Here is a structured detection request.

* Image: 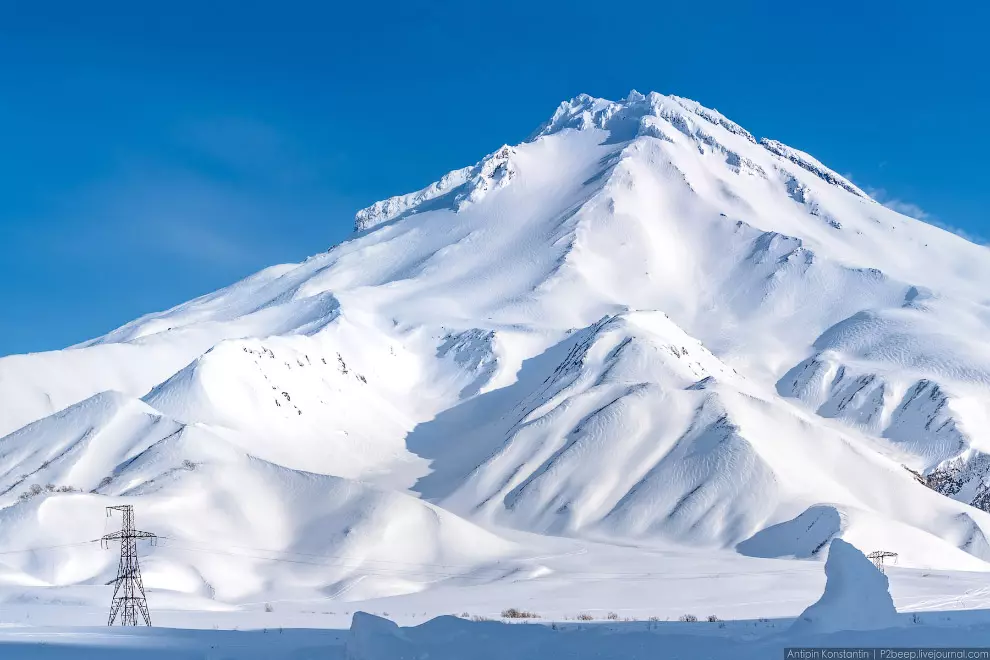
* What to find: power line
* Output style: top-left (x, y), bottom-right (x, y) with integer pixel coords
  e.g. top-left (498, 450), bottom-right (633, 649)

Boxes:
top-left (156, 536), bottom-right (501, 569)
top-left (156, 539), bottom-right (807, 582)
top-left (157, 541), bottom-right (511, 581)
top-left (0, 540), bottom-right (100, 555)
top-left (0, 536), bottom-right (812, 583)
top-left (161, 537), bottom-right (806, 578)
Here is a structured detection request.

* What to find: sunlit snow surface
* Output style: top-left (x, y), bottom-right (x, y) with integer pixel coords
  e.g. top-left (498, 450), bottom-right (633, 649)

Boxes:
top-left (3, 91), bottom-right (990, 655)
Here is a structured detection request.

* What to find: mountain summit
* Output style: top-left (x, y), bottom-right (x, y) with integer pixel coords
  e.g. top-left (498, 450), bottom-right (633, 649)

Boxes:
top-left (3, 91), bottom-right (990, 601)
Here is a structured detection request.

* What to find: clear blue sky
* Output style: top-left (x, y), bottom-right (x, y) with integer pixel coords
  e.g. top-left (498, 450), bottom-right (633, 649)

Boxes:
top-left (1, 0), bottom-right (986, 355)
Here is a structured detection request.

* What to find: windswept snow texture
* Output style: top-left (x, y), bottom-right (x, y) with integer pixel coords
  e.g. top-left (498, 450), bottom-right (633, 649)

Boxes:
top-left (4, 90), bottom-right (990, 610)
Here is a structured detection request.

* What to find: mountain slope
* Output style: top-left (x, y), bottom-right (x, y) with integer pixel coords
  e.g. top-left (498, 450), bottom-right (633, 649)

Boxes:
top-left (0, 392), bottom-right (522, 602)
top-left (3, 90), bottom-right (990, 599)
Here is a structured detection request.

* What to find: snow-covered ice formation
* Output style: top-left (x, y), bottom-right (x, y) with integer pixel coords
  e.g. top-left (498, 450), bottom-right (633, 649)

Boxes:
top-left (791, 538), bottom-right (899, 634)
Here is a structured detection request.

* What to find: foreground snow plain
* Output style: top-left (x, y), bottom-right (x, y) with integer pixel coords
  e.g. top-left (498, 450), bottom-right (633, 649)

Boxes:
top-left (3, 568), bottom-right (990, 659)
top-left (4, 90), bottom-right (990, 656)
top-left (3, 531), bottom-right (990, 657)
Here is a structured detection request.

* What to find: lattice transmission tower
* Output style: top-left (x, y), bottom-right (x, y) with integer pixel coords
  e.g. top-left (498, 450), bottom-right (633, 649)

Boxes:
top-left (102, 505), bottom-right (156, 626)
top-left (866, 550), bottom-right (898, 575)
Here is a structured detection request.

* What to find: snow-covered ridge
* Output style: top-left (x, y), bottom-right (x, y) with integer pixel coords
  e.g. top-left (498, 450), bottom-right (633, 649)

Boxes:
top-left (760, 138), bottom-right (868, 198)
top-left (354, 145), bottom-right (516, 231)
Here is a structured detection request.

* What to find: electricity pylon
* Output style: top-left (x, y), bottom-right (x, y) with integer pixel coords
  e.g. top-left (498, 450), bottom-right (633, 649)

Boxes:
top-left (866, 550), bottom-right (898, 575)
top-left (102, 505), bottom-right (156, 626)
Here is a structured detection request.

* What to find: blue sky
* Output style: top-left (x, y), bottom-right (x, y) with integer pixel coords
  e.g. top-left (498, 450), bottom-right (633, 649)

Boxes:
top-left (1, 0), bottom-right (986, 355)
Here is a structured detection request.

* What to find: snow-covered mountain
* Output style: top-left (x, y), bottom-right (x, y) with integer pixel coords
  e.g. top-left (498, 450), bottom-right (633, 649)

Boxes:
top-left (4, 90), bottom-right (990, 603)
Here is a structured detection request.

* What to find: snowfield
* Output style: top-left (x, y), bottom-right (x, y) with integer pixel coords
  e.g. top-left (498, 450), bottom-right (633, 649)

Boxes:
top-left (3, 90), bottom-right (990, 656)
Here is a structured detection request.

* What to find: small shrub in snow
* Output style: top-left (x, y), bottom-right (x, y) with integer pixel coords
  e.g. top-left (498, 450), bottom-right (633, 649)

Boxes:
top-left (576, 613), bottom-right (594, 621)
top-left (182, 460), bottom-right (196, 470)
top-left (501, 607), bottom-right (539, 619)
top-left (19, 484), bottom-right (46, 500)
top-left (470, 615), bottom-right (493, 622)
top-left (264, 603), bottom-right (274, 613)
top-left (606, 612), bottom-right (619, 620)
top-left (707, 615), bottom-right (720, 622)
top-left (679, 614), bottom-right (698, 622)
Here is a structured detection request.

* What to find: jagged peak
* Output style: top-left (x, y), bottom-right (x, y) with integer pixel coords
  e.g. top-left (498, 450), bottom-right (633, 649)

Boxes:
top-left (534, 91), bottom-right (754, 142)
top-left (352, 91), bottom-right (883, 237)
top-left (532, 93), bottom-right (622, 136)
top-left (353, 91), bottom-right (759, 234)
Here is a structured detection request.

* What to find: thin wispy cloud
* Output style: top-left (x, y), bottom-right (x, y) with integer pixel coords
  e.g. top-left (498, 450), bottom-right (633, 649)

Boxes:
top-left (858, 183), bottom-right (929, 222)
top-left (865, 186), bottom-right (987, 245)
top-left (878, 196), bottom-right (931, 221)
top-left (39, 117), bottom-right (349, 270)
top-left (49, 167), bottom-right (267, 267)
top-left (175, 117), bottom-right (323, 187)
